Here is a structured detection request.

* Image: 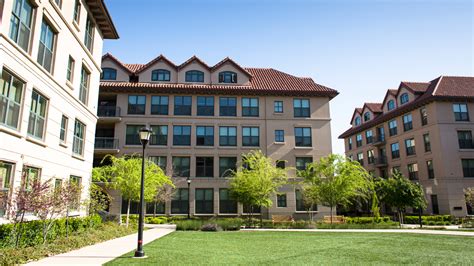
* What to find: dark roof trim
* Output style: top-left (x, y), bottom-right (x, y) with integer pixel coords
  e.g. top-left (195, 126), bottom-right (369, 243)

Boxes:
top-left (85, 0), bottom-right (119, 39)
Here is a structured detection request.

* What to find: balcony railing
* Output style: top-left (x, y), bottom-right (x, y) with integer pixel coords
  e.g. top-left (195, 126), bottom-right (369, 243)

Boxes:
top-left (97, 106), bottom-right (121, 117)
top-left (372, 135), bottom-right (386, 145)
top-left (95, 137), bottom-right (119, 149)
top-left (375, 156), bottom-right (387, 166)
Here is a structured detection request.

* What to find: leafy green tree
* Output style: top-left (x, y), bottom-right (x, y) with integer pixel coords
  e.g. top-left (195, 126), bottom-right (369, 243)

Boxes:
top-left (99, 155), bottom-right (173, 227)
top-left (230, 150), bottom-right (288, 225)
top-left (376, 172), bottom-right (427, 226)
top-left (300, 154), bottom-right (372, 224)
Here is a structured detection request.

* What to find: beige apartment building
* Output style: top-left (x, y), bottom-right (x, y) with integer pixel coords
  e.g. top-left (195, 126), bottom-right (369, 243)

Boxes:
top-left (95, 53), bottom-right (338, 219)
top-left (0, 0), bottom-right (118, 220)
top-left (339, 76), bottom-right (474, 217)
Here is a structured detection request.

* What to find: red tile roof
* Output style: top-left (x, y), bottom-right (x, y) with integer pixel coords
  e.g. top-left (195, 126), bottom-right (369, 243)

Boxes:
top-left (364, 103), bottom-right (383, 113)
top-left (400, 81), bottom-right (430, 93)
top-left (211, 57), bottom-right (252, 77)
top-left (339, 76), bottom-right (474, 138)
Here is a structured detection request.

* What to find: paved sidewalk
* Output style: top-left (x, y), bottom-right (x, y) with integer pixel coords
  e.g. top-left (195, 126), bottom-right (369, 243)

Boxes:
top-left (26, 224), bottom-right (176, 266)
top-left (243, 228), bottom-right (474, 236)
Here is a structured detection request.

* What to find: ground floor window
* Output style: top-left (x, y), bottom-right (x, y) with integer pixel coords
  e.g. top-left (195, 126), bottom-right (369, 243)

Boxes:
top-left (431, 194), bottom-right (439, 215)
top-left (146, 202), bottom-right (165, 215)
top-left (243, 204), bottom-right (261, 214)
top-left (195, 188), bottom-right (213, 214)
top-left (277, 194), bottom-right (287, 207)
top-left (171, 188), bottom-right (188, 214)
top-left (22, 166), bottom-right (40, 190)
top-left (0, 162), bottom-right (14, 217)
top-left (219, 188), bottom-right (237, 214)
top-left (295, 189), bottom-right (317, 212)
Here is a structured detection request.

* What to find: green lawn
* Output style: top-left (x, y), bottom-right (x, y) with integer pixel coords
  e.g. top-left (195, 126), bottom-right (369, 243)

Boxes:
top-left (107, 231), bottom-right (474, 265)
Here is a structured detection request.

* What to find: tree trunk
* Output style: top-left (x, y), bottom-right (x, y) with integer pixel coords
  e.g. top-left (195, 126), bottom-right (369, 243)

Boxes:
top-left (66, 207), bottom-right (69, 238)
top-left (398, 209), bottom-right (402, 227)
top-left (153, 201), bottom-right (157, 218)
top-left (330, 206), bottom-right (334, 226)
top-left (15, 211), bottom-right (25, 247)
top-left (126, 199), bottom-right (131, 227)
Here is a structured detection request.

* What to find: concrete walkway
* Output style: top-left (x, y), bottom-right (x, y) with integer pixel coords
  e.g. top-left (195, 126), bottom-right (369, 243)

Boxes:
top-left (243, 228), bottom-right (474, 236)
top-left (26, 224), bottom-right (176, 266)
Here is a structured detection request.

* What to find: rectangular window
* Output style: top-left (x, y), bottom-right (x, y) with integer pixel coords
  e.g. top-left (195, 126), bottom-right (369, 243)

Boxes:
top-left (219, 188), bottom-right (237, 213)
top-left (195, 188), bottom-right (213, 214)
top-left (196, 126), bottom-right (214, 146)
top-left (149, 156), bottom-right (167, 171)
top-left (365, 130), bottom-right (373, 144)
top-left (172, 157), bottom-right (190, 177)
top-left (219, 97), bottom-right (236, 116)
top-left (67, 56), bottom-right (75, 82)
top-left (423, 133), bottom-right (431, 152)
top-left (431, 195), bottom-right (439, 214)
top-left (391, 143), bottom-right (400, 159)
top-left (367, 150), bottom-right (375, 164)
top-left (219, 157), bottom-right (236, 177)
top-left (453, 103), bottom-right (469, 121)
top-left (196, 157), bottom-right (214, 177)
top-left (146, 202), bottom-right (165, 215)
top-left (356, 134), bottom-right (363, 147)
top-left (242, 97), bottom-right (259, 117)
top-left (403, 114), bottom-right (413, 131)
top-left (0, 162), bottom-right (14, 189)
top-left (60, 115), bottom-right (68, 143)
top-left (37, 20), bottom-right (56, 73)
top-left (22, 166), bottom-right (40, 190)
top-left (408, 163), bottom-right (418, 180)
top-left (357, 152), bottom-right (364, 166)
top-left (197, 96), bottom-right (214, 116)
top-left (420, 107), bottom-right (428, 126)
top-left (405, 138), bottom-right (416, 156)
top-left (295, 127), bottom-right (312, 147)
top-left (84, 16), bottom-right (94, 52)
top-left (151, 96), bottom-right (168, 115)
top-left (242, 127), bottom-right (259, 146)
top-left (376, 127), bottom-right (385, 142)
top-left (219, 126), bottom-right (237, 146)
top-left (276, 160), bottom-right (285, 169)
top-left (70, 175), bottom-right (81, 186)
top-left (296, 157), bottom-right (312, 172)
top-left (27, 90), bottom-right (48, 140)
top-left (389, 120), bottom-right (398, 136)
top-left (174, 96), bottom-right (192, 116)
top-left (458, 131), bottom-right (473, 149)
top-left (276, 194), bottom-right (287, 207)
top-left (427, 160), bottom-right (434, 179)
top-left (347, 138), bottom-right (352, 150)
top-left (150, 125), bottom-right (168, 146)
top-left (275, 130), bottom-right (284, 142)
top-left (294, 99), bottom-right (310, 117)
top-left (173, 125), bottom-right (191, 146)
top-left (72, 120), bottom-right (85, 156)
top-left (79, 67), bottom-right (90, 105)
top-left (296, 189), bottom-right (317, 212)
top-left (73, 0), bottom-right (81, 24)
top-left (128, 95), bottom-right (146, 115)
top-left (171, 188), bottom-right (188, 214)
top-left (125, 124), bottom-right (144, 145)
top-left (462, 159), bottom-right (474, 178)
top-left (274, 101), bottom-right (283, 113)
top-left (0, 70), bottom-right (24, 129)
top-left (9, 0), bottom-right (33, 52)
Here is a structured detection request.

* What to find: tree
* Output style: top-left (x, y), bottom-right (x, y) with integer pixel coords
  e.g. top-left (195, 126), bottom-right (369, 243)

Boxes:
top-left (99, 155), bottom-right (173, 227)
top-left (152, 184), bottom-right (174, 217)
top-left (300, 154), bottom-right (372, 224)
top-left (58, 180), bottom-right (82, 238)
top-left (376, 172), bottom-right (427, 226)
top-left (464, 187), bottom-right (474, 213)
top-left (229, 150), bottom-right (288, 225)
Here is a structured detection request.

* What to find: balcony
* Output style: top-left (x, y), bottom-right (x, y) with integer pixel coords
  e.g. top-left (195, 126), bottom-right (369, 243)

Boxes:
top-left (97, 106), bottom-right (121, 123)
top-left (372, 135), bottom-right (386, 146)
top-left (374, 156), bottom-right (387, 167)
top-left (94, 137), bottom-right (120, 153)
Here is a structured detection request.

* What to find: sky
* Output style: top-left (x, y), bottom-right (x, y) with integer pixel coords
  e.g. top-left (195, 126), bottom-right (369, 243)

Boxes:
top-left (103, 0), bottom-right (474, 155)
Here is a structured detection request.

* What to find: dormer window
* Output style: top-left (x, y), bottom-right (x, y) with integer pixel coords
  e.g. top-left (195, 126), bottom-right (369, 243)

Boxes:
top-left (185, 70), bottom-right (204, 82)
top-left (387, 100), bottom-right (395, 111)
top-left (363, 112), bottom-right (371, 122)
top-left (355, 116), bottom-right (361, 126)
top-left (152, 69), bottom-right (170, 81)
top-left (101, 68), bottom-right (117, 80)
top-left (400, 93), bottom-right (409, 105)
top-left (218, 71), bottom-right (237, 83)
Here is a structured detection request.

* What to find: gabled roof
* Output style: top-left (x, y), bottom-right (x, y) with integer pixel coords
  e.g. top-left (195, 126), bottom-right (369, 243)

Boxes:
top-left (211, 57), bottom-right (252, 77)
top-left (135, 54), bottom-right (178, 74)
top-left (399, 81), bottom-right (430, 94)
top-left (350, 108), bottom-right (362, 124)
top-left (101, 53), bottom-right (133, 74)
top-left (339, 76), bottom-right (474, 139)
top-left (178, 56), bottom-right (211, 70)
top-left (364, 103), bottom-right (383, 113)
top-left (381, 89), bottom-right (398, 109)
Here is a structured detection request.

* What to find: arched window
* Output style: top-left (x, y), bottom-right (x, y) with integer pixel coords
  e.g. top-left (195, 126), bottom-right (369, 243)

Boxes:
top-left (363, 112), bottom-right (371, 122)
top-left (185, 70), bottom-right (204, 82)
top-left (387, 99), bottom-right (395, 111)
top-left (355, 116), bottom-right (361, 126)
top-left (400, 93), bottom-right (409, 105)
top-left (101, 68), bottom-right (117, 80)
top-left (152, 69), bottom-right (170, 81)
top-left (218, 71), bottom-right (237, 83)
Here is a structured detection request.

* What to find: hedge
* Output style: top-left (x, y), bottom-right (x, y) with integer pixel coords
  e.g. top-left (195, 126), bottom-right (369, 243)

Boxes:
top-left (0, 215), bottom-right (102, 248)
top-left (404, 215), bottom-right (454, 225)
top-left (345, 216), bottom-right (392, 224)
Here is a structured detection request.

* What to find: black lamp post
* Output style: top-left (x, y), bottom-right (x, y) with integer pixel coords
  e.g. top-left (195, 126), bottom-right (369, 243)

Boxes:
top-left (134, 127), bottom-right (152, 258)
top-left (187, 177), bottom-right (191, 219)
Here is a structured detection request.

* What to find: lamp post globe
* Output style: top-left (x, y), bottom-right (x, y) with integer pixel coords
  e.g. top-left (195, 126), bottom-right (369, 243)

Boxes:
top-left (134, 127), bottom-right (152, 258)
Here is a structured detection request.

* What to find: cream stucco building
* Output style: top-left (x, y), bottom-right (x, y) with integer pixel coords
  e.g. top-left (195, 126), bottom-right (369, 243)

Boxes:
top-left (0, 0), bottom-right (118, 219)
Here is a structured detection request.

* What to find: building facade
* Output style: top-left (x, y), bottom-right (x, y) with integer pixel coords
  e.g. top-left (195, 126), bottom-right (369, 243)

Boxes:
top-left (0, 0), bottom-right (118, 219)
top-left (339, 76), bottom-right (474, 216)
top-left (95, 54), bottom-right (338, 219)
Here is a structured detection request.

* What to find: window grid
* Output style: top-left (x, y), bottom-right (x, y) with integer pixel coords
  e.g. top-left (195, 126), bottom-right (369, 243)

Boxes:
top-left (219, 97), bottom-right (237, 116)
top-left (242, 127), bottom-right (259, 146)
top-left (27, 90), bottom-right (47, 140)
top-left (294, 99), bottom-right (310, 117)
top-left (197, 96), bottom-right (214, 116)
top-left (219, 126), bottom-right (237, 146)
top-left (173, 125), bottom-right (191, 146)
top-left (151, 96), bottom-right (169, 115)
top-left (196, 126), bottom-right (214, 146)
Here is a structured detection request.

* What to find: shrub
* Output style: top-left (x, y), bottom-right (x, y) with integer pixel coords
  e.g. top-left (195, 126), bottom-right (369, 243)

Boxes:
top-left (315, 222), bottom-right (398, 229)
top-left (213, 218), bottom-right (243, 231)
top-left (345, 216), bottom-right (392, 224)
top-left (175, 220), bottom-right (203, 231)
top-left (201, 223), bottom-right (222, 232)
top-left (145, 216), bottom-right (168, 224)
top-left (404, 215), bottom-right (454, 225)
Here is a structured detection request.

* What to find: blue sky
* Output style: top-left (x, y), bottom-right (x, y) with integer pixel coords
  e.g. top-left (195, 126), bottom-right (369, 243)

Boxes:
top-left (103, 0), bottom-right (473, 154)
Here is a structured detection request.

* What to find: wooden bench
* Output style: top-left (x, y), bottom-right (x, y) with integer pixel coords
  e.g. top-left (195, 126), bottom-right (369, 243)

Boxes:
top-left (272, 215), bottom-right (294, 224)
top-left (323, 215), bottom-right (345, 224)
